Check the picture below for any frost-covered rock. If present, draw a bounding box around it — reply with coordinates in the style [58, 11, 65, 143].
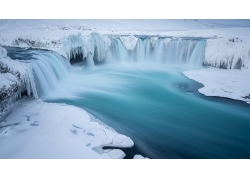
[0, 47, 38, 118]
[120, 35, 138, 51]
[204, 38, 250, 69]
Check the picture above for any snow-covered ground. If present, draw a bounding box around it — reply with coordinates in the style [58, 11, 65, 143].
[0, 97, 134, 158]
[183, 68, 250, 104]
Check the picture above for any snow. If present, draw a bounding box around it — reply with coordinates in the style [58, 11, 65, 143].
[119, 36, 138, 51]
[0, 46, 7, 58]
[183, 68, 250, 104]
[133, 154, 149, 159]
[204, 37, 250, 69]
[1, 19, 250, 158]
[0, 47, 38, 99]
[0, 98, 134, 158]
[0, 73, 17, 88]
[150, 37, 158, 48]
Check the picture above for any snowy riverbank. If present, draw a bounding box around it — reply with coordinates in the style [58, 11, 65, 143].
[183, 68, 250, 104]
[0, 97, 134, 158]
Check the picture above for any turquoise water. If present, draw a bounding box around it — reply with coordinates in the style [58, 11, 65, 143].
[46, 63, 250, 159]
[5, 47, 250, 159]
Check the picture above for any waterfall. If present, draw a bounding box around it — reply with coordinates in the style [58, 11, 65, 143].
[3, 36, 206, 101]
[30, 52, 71, 97]
[108, 37, 206, 66]
[4, 47, 71, 98]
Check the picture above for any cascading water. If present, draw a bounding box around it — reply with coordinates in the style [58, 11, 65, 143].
[4, 47, 71, 98]
[107, 37, 206, 65]
[4, 35, 250, 159]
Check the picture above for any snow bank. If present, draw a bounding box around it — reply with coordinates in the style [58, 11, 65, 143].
[204, 38, 250, 69]
[183, 68, 250, 104]
[0, 98, 133, 158]
[119, 36, 138, 51]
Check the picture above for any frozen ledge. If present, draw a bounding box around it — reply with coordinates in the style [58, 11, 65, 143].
[0, 98, 134, 159]
[183, 67, 250, 104]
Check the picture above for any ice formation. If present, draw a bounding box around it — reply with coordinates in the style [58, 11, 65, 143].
[204, 37, 250, 69]
[0, 47, 38, 117]
[133, 154, 149, 159]
[183, 68, 250, 104]
[62, 32, 111, 66]
[119, 35, 139, 51]
[109, 37, 206, 65]
[0, 98, 133, 158]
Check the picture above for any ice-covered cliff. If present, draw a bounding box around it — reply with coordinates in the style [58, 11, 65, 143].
[204, 37, 250, 70]
[0, 47, 38, 118]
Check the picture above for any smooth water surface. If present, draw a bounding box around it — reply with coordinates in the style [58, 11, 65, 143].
[46, 63, 250, 159]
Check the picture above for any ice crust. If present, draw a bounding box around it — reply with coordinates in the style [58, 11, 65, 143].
[0, 98, 134, 158]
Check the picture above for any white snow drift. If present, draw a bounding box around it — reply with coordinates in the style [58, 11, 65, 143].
[0, 98, 134, 158]
[183, 68, 250, 104]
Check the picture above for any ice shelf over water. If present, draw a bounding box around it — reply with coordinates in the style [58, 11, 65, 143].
[0, 98, 134, 158]
[183, 68, 250, 104]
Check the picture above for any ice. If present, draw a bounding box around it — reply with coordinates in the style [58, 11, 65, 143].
[204, 38, 250, 69]
[150, 37, 158, 48]
[0, 73, 17, 88]
[108, 149, 125, 159]
[0, 98, 133, 158]
[133, 154, 149, 159]
[1, 47, 39, 117]
[119, 35, 138, 51]
[109, 37, 206, 65]
[183, 68, 250, 103]
[111, 134, 134, 148]
[0, 46, 7, 58]
[62, 32, 111, 65]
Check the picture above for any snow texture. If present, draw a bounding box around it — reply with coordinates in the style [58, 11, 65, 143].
[119, 36, 138, 51]
[204, 37, 250, 69]
[150, 37, 158, 48]
[183, 68, 250, 104]
[0, 47, 38, 118]
[0, 98, 134, 158]
[133, 154, 149, 159]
